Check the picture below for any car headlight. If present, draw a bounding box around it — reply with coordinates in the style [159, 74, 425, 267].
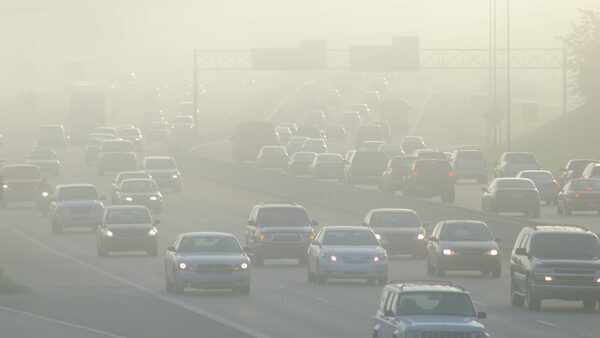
[2, 184, 8, 190]
[442, 249, 456, 256]
[375, 233, 382, 240]
[485, 249, 498, 256]
[105, 230, 114, 237]
[417, 233, 425, 240]
[124, 196, 133, 202]
[41, 191, 49, 197]
[148, 228, 158, 236]
[373, 255, 385, 263]
[172, 174, 179, 179]
[234, 262, 249, 271]
[149, 196, 158, 201]
[257, 233, 266, 241]
[178, 262, 189, 270]
[308, 233, 316, 241]
[329, 255, 338, 262]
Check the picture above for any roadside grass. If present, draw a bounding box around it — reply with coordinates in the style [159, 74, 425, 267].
[0, 268, 29, 295]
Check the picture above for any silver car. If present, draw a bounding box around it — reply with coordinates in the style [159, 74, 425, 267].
[307, 226, 388, 285]
[114, 178, 163, 213]
[110, 171, 152, 203]
[96, 205, 159, 257]
[164, 232, 251, 295]
[141, 156, 182, 192]
[49, 184, 105, 234]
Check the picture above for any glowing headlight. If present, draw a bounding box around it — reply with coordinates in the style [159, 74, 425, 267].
[373, 256, 382, 262]
[2, 184, 8, 189]
[486, 249, 498, 256]
[597, 277, 600, 283]
[148, 228, 158, 236]
[179, 262, 188, 270]
[149, 196, 158, 201]
[258, 233, 266, 241]
[417, 233, 425, 240]
[41, 191, 49, 197]
[442, 249, 456, 256]
[124, 196, 133, 202]
[172, 174, 179, 179]
[105, 230, 114, 237]
[375, 233, 382, 240]
[308, 233, 316, 241]
[544, 275, 553, 282]
[330, 255, 338, 262]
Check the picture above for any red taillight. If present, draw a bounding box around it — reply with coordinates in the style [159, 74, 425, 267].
[574, 192, 581, 198]
[412, 170, 418, 177]
[585, 187, 593, 191]
[448, 171, 455, 177]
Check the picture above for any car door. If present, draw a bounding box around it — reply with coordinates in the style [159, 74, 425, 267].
[378, 291, 399, 338]
[513, 233, 531, 291]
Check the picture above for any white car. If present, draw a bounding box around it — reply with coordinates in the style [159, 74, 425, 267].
[307, 226, 387, 285]
[450, 149, 487, 184]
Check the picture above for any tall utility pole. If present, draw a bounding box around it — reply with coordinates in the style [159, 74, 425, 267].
[488, 0, 493, 145]
[506, 0, 511, 151]
[492, 0, 498, 146]
[192, 49, 199, 133]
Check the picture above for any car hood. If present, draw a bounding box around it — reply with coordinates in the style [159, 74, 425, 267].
[56, 200, 102, 207]
[322, 246, 384, 255]
[175, 253, 249, 265]
[258, 226, 313, 234]
[440, 241, 498, 250]
[399, 315, 484, 330]
[144, 169, 179, 176]
[533, 258, 600, 269]
[106, 223, 153, 231]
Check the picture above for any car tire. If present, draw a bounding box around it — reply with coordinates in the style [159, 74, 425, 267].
[527, 279, 541, 311]
[583, 298, 597, 309]
[511, 277, 525, 307]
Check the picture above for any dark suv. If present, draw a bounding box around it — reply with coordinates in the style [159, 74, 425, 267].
[402, 159, 455, 203]
[510, 225, 600, 311]
[245, 202, 318, 266]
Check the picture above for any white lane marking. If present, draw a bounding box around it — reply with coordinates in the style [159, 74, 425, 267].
[535, 320, 559, 329]
[0, 304, 127, 338]
[2, 226, 270, 338]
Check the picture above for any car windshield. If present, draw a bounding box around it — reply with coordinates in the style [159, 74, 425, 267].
[177, 236, 241, 254]
[413, 160, 451, 175]
[390, 157, 418, 168]
[30, 151, 55, 160]
[396, 292, 475, 317]
[519, 172, 554, 182]
[440, 223, 494, 241]
[256, 208, 309, 227]
[292, 152, 316, 161]
[106, 208, 151, 224]
[351, 152, 388, 171]
[496, 179, 535, 189]
[1, 166, 41, 180]
[531, 233, 600, 260]
[117, 173, 150, 183]
[456, 151, 484, 160]
[571, 180, 600, 191]
[322, 230, 379, 246]
[58, 186, 98, 200]
[504, 153, 536, 163]
[120, 180, 158, 193]
[145, 158, 176, 169]
[369, 211, 420, 228]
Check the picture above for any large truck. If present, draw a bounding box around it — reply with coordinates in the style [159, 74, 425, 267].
[69, 82, 111, 144]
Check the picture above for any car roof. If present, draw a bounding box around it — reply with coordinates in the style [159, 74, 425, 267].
[531, 225, 590, 233]
[494, 177, 532, 182]
[388, 281, 467, 294]
[120, 178, 155, 183]
[1, 163, 38, 169]
[256, 202, 301, 208]
[179, 232, 237, 238]
[56, 183, 96, 189]
[370, 208, 416, 214]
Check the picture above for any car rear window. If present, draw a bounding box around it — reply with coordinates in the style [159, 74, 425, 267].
[455, 151, 484, 160]
[390, 157, 418, 168]
[1, 166, 41, 180]
[440, 223, 494, 241]
[413, 160, 451, 175]
[101, 141, 134, 152]
[173, 116, 194, 124]
[292, 152, 316, 161]
[504, 153, 536, 163]
[317, 154, 343, 162]
[519, 171, 553, 181]
[351, 151, 388, 171]
[369, 211, 420, 228]
[256, 207, 309, 227]
[531, 233, 600, 260]
[496, 179, 535, 189]
[568, 160, 597, 171]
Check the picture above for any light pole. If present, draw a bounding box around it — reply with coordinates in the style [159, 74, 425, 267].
[506, 0, 511, 151]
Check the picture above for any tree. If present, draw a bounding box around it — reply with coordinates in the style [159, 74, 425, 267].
[559, 10, 600, 107]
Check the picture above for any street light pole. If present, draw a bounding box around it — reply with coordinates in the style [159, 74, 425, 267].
[506, 0, 511, 151]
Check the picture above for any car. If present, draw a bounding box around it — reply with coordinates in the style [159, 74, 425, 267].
[303, 110, 327, 130]
[516, 170, 559, 205]
[342, 111, 362, 133]
[49, 184, 105, 234]
[141, 156, 182, 192]
[96, 205, 159, 257]
[232, 121, 278, 164]
[557, 178, 600, 215]
[355, 124, 384, 149]
[38, 124, 69, 149]
[308, 153, 345, 181]
[361, 140, 386, 151]
[373, 281, 489, 338]
[363, 90, 381, 110]
[558, 159, 599, 187]
[494, 152, 540, 177]
[91, 127, 117, 137]
[403, 159, 455, 203]
[170, 115, 196, 138]
[400, 136, 426, 155]
[307, 226, 387, 284]
[325, 124, 346, 141]
[99, 152, 138, 176]
[450, 149, 487, 184]
[0, 164, 43, 207]
[114, 178, 163, 213]
[350, 103, 371, 121]
[245, 202, 318, 266]
[85, 133, 116, 164]
[118, 128, 143, 151]
[296, 125, 324, 140]
[110, 171, 152, 202]
[581, 162, 600, 180]
[256, 146, 288, 170]
[26, 149, 60, 177]
[346, 150, 388, 185]
[279, 122, 298, 135]
[378, 143, 404, 159]
[301, 138, 327, 154]
[481, 178, 540, 217]
[98, 139, 136, 156]
[427, 220, 501, 277]
[165, 232, 251, 295]
[286, 136, 309, 156]
[412, 149, 447, 160]
[510, 225, 600, 310]
[144, 121, 170, 144]
[275, 126, 292, 144]
[380, 156, 420, 192]
[287, 151, 317, 175]
[362, 208, 427, 257]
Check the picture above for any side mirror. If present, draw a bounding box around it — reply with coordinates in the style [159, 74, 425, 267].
[495, 237, 503, 243]
[477, 312, 487, 319]
[384, 310, 395, 317]
[310, 220, 319, 227]
[167, 246, 175, 252]
[515, 248, 527, 256]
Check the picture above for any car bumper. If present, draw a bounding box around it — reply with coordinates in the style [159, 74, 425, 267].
[439, 255, 500, 271]
[491, 199, 539, 211]
[103, 236, 157, 252]
[565, 200, 600, 211]
[531, 283, 600, 300]
[319, 261, 388, 279]
[254, 242, 310, 259]
[176, 271, 250, 289]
